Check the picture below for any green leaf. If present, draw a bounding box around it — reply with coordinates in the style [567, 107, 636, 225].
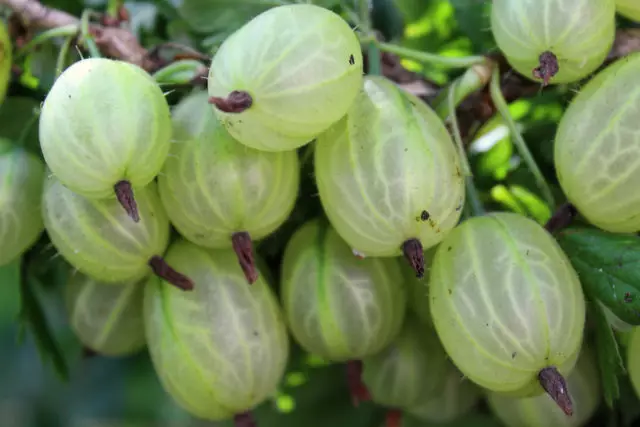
[0, 97, 42, 156]
[152, 59, 208, 85]
[556, 227, 640, 326]
[176, 0, 287, 34]
[589, 298, 625, 408]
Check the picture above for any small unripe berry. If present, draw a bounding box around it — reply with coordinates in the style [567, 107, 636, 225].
[42, 173, 192, 290]
[491, 0, 616, 85]
[65, 273, 146, 356]
[38, 58, 172, 222]
[158, 90, 299, 284]
[361, 316, 449, 410]
[488, 348, 601, 427]
[429, 212, 586, 415]
[207, 4, 364, 152]
[0, 139, 45, 266]
[0, 20, 11, 106]
[315, 75, 465, 277]
[281, 219, 407, 361]
[144, 239, 289, 422]
[555, 52, 640, 233]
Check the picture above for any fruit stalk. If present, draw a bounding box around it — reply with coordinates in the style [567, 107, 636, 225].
[148, 256, 194, 290]
[489, 67, 555, 209]
[231, 231, 259, 284]
[209, 91, 253, 113]
[114, 180, 139, 222]
[538, 366, 573, 416]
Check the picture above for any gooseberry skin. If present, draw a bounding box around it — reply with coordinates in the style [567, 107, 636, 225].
[616, 0, 640, 21]
[0, 20, 11, 106]
[42, 174, 170, 283]
[627, 327, 640, 400]
[490, 0, 616, 84]
[207, 4, 364, 152]
[280, 219, 407, 361]
[65, 273, 146, 356]
[554, 52, 640, 233]
[429, 212, 586, 398]
[0, 140, 45, 266]
[407, 359, 481, 424]
[361, 316, 448, 410]
[487, 348, 601, 427]
[158, 90, 300, 248]
[38, 58, 172, 201]
[314, 75, 465, 259]
[144, 239, 289, 421]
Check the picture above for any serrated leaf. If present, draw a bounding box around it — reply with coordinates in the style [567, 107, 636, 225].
[589, 298, 625, 408]
[556, 227, 640, 326]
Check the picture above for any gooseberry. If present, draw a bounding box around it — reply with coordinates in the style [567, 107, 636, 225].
[490, 0, 616, 85]
[42, 173, 192, 290]
[554, 52, 640, 233]
[280, 218, 407, 362]
[207, 4, 363, 152]
[616, 0, 640, 21]
[65, 272, 146, 356]
[38, 58, 172, 222]
[144, 239, 289, 424]
[0, 20, 10, 106]
[488, 347, 601, 427]
[314, 75, 465, 277]
[158, 90, 299, 284]
[0, 139, 45, 266]
[429, 212, 586, 415]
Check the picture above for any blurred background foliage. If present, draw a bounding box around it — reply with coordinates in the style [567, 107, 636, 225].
[1, 0, 640, 426]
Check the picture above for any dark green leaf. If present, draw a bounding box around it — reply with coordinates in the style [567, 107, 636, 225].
[0, 258, 22, 325]
[556, 227, 640, 325]
[176, 0, 282, 34]
[589, 298, 625, 408]
[0, 97, 42, 156]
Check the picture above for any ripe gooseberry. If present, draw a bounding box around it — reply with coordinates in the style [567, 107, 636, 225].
[361, 316, 449, 424]
[0, 139, 45, 266]
[144, 239, 289, 424]
[487, 347, 601, 427]
[0, 20, 10, 106]
[207, 4, 363, 152]
[616, 0, 640, 21]
[429, 212, 586, 415]
[490, 0, 616, 85]
[42, 174, 192, 290]
[38, 58, 172, 222]
[158, 90, 299, 284]
[280, 219, 407, 361]
[65, 272, 146, 356]
[407, 359, 481, 424]
[314, 75, 465, 277]
[554, 52, 640, 233]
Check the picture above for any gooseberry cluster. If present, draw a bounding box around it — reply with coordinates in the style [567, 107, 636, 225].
[3, 1, 640, 426]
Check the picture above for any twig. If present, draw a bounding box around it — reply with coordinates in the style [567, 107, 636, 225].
[1, 0, 162, 71]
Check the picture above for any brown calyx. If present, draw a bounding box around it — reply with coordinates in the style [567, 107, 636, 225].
[402, 238, 425, 278]
[544, 203, 578, 234]
[532, 51, 559, 87]
[209, 91, 253, 113]
[114, 180, 139, 223]
[234, 412, 256, 427]
[232, 232, 259, 285]
[346, 359, 371, 407]
[385, 410, 402, 427]
[538, 366, 573, 416]
[148, 256, 194, 291]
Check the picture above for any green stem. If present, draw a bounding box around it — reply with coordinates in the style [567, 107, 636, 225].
[80, 10, 102, 59]
[489, 67, 556, 209]
[55, 36, 74, 79]
[433, 60, 495, 120]
[15, 25, 79, 59]
[16, 110, 40, 147]
[448, 80, 484, 217]
[363, 39, 486, 69]
[356, 0, 381, 76]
